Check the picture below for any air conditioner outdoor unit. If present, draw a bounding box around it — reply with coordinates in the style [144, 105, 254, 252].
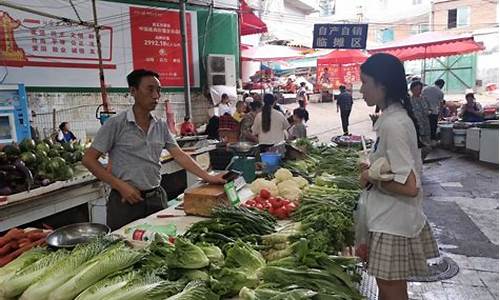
[207, 54, 236, 87]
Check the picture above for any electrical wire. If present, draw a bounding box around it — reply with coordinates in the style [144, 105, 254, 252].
[69, 0, 84, 23]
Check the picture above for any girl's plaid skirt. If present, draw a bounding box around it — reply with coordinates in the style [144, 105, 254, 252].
[367, 222, 439, 280]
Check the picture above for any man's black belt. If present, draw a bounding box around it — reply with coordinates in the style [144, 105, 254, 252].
[140, 187, 160, 198]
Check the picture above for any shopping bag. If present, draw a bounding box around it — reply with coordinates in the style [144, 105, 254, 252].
[353, 190, 369, 262]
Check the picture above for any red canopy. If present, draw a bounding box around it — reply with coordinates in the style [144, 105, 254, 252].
[239, 0, 267, 36]
[317, 49, 369, 65]
[368, 31, 484, 61]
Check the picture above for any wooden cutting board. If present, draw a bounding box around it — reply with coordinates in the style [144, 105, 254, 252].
[183, 184, 230, 217]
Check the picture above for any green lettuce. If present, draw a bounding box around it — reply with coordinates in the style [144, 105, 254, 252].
[49, 243, 144, 300]
[166, 280, 219, 300]
[75, 271, 138, 300]
[164, 238, 209, 269]
[0, 248, 48, 286]
[20, 236, 116, 300]
[0, 249, 69, 298]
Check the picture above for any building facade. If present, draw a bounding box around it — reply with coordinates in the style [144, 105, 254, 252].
[0, 0, 240, 141]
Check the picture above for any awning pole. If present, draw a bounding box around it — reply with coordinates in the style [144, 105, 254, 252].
[179, 0, 192, 119]
[92, 0, 109, 112]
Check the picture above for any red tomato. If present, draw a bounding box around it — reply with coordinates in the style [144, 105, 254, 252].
[254, 196, 265, 203]
[268, 206, 277, 215]
[275, 206, 288, 219]
[245, 200, 256, 207]
[270, 198, 283, 209]
[255, 203, 264, 210]
[280, 199, 291, 206]
[259, 189, 271, 199]
[263, 201, 272, 210]
[285, 202, 296, 214]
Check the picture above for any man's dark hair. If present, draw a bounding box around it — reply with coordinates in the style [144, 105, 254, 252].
[435, 79, 445, 88]
[410, 81, 424, 90]
[339, 85, 346, 92]
[300, 82, 306, 87]
[127, 69, 160, 88]
[221, 93, 228, 99]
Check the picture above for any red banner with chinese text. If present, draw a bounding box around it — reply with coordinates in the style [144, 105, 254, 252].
[129, 7, 194, 87]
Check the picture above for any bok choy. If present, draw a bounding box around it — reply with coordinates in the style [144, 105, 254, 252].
[102, 273, 187, 300]
[0, 249, 68, 298]
[75, 271, 138, 300]
[49, 243, 144, 300]
[20, 237, 115, 300]
[0, 248, 48, 285]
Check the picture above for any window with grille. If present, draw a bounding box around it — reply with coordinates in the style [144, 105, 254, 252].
[319, 0, 336, 16]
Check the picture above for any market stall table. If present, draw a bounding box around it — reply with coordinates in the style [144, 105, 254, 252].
[113, 186, 255, 237]
[0, 171, 106, 232]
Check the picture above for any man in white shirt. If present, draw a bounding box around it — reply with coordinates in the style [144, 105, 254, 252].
[421, 79, 445, 141]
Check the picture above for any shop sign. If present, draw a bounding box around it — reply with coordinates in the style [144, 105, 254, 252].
[0, 1, 200, 88]
[312, 24, 368, 49]
[130, 7, 194, 86]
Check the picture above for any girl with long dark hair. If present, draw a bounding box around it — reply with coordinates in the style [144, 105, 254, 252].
[357, 53, 439, 300]
[252, 94, 289, 152]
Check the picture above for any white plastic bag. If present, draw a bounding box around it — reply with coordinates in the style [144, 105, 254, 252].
[353, 190, 369, 261]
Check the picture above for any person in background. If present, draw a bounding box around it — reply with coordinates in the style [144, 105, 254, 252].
[439, 100, 451, 120]
[409, 81, 431, 153]
[252, 93, 262, 102]
[288, 108, 307, 140]
[421, 79, 445, 142]
[218, 93, 232, 116]
[284, 77, 297, 94]
[252, 94, 289, 153]
[459, 91, 484, 122]
[358, 53, 438, 300]
[57, 122, 77, 143]
[297, 82, 308, 107]
[240, 101, 262, 143]
[233, 101, 247, 122]
[298, 99, 309, 122]
[180, 116, 196, 136]
[205, 107, 219, 140]
[336, 85, 354, 135]
[83, 69, 225, 230]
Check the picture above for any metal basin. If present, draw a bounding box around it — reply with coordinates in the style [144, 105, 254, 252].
[227, 142, 258, 154]
[46, 222, 111, 248]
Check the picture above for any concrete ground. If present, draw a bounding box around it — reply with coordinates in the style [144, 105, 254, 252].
[283, 99, 499, 299]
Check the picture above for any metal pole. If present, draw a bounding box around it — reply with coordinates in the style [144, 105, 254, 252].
[179, 0, 192, 119]
[91, 0, 109, 112]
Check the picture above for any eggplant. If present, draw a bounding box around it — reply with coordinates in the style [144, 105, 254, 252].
[0, 160, 34, 192]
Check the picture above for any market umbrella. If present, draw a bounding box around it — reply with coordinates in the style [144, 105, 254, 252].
[239, 0, 267, 36]
[241, 44, 304, 62]
[367, 31, 484, 61]
[317, 49, 369, 65]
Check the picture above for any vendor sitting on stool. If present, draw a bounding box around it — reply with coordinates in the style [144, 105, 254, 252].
[180, 116, 196, 136]
[458, 91, 484, 122]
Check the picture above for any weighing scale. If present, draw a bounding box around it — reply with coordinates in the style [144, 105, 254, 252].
[226, 142, 258, 184]
[95, 104, 116, 125]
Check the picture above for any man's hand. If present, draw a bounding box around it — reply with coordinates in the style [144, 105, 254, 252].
[203, 173, 227, 185]
[116, 181, 143, 204]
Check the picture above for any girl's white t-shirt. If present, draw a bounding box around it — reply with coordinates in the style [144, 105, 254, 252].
[252, 109, 289, 145]
[366, 103, 426, 238]
[218, 103, 232, 116]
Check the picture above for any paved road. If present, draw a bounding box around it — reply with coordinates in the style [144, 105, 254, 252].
[283, 99, 376, 143]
